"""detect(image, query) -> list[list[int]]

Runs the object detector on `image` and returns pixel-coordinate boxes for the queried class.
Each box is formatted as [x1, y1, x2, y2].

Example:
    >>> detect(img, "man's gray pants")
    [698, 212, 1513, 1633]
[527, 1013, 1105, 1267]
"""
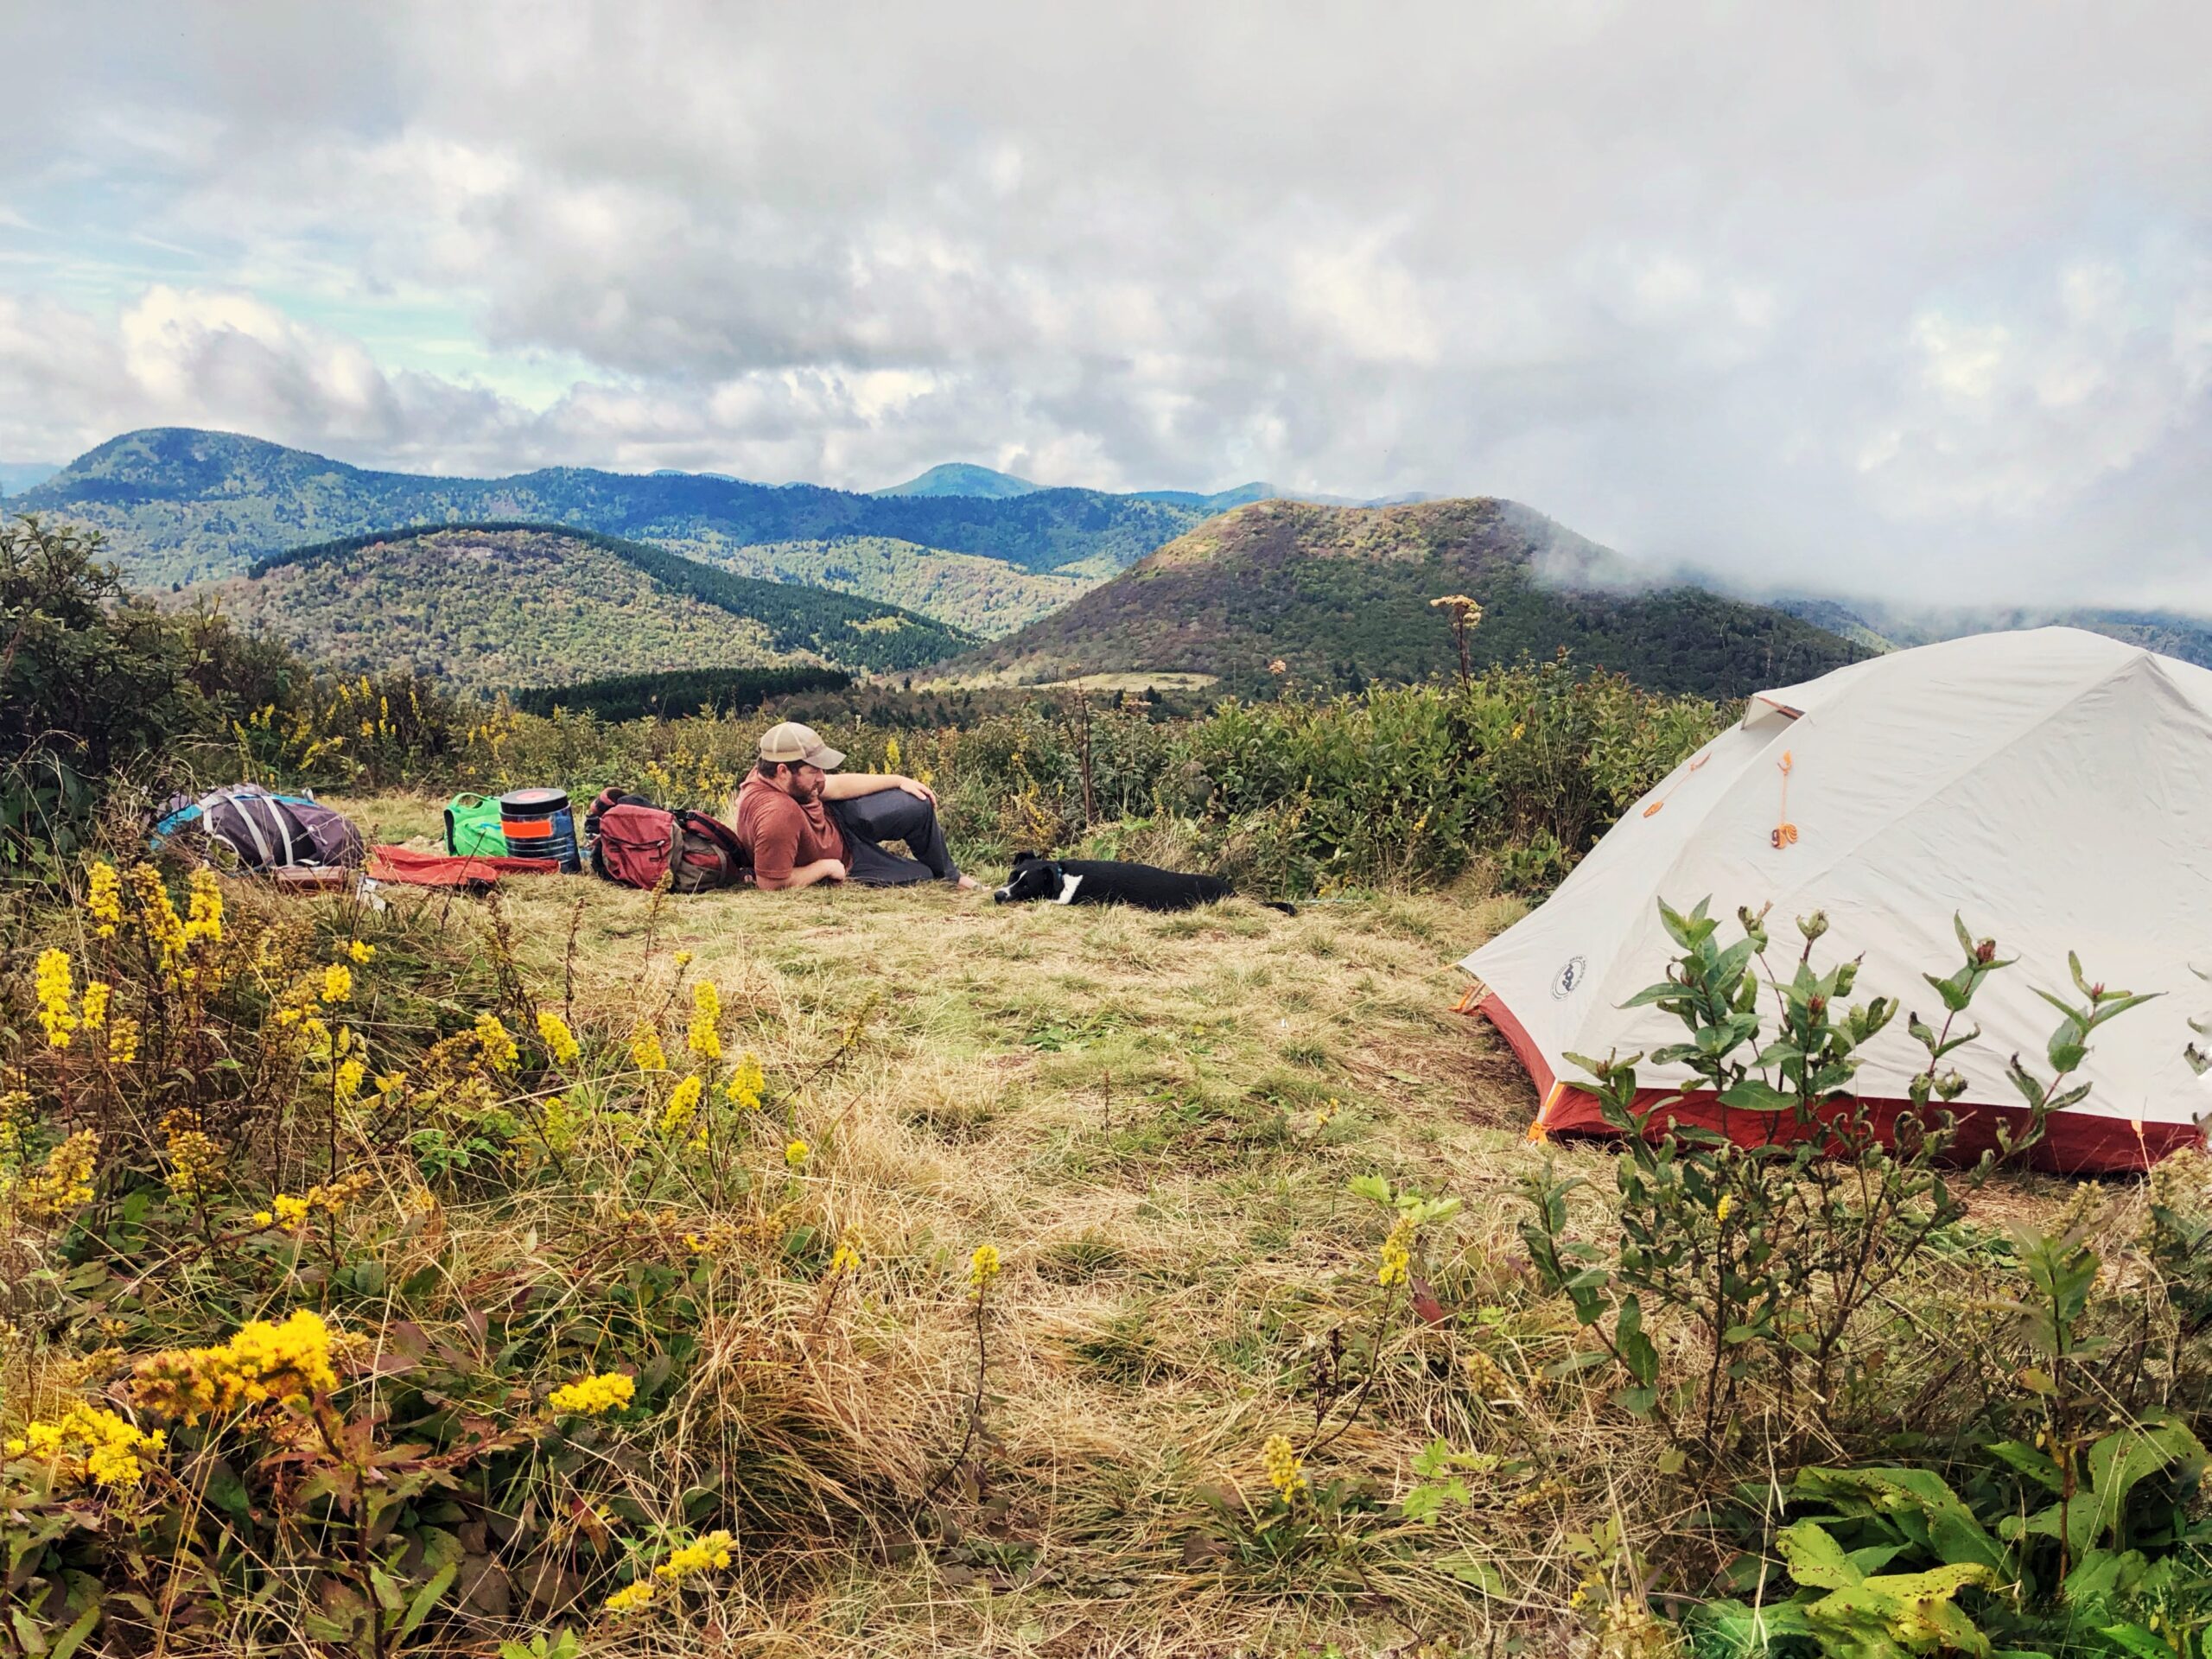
[826, 790, 962, 885]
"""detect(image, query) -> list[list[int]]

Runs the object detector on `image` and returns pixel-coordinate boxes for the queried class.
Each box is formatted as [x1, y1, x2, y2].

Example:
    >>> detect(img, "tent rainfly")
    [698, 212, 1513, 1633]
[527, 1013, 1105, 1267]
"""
[1459, 627, 2212, 1173]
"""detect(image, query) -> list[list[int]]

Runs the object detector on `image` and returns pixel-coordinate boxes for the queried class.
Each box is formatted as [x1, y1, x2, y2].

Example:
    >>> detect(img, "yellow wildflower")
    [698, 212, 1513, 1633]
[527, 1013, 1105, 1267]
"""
[672, 949, 694, 968]
[103, 1016, 140, 1065]
[1378, 1215, 1414, 1288]
[1715, 1193, 1735, 1223]
[686, 979, 722, 1061]
[603, 1580, 658, 1614]
[85, 861, 123, 938]
[724, 1052, 765, 1109]
[125, 864, 187, 978]
[334, 1058, 365, 1099]
[34, 948, 76, 1047]
[130, 1309, 342, 1422]
[1262, 1433, 1308, 1500]
[321, 963, 352, 1004]
[17, 1131, 99, 1220]
[660, 1074, 704, 1136]
[829, 1232, 862, 1276]
[183, 869, 223, 947]
[654, 1529, 735, 1582]
[536, 1008, 582, 1066]
[968, 1243, 1001, 1294]
[78, 979, 111, 1033]
[347, 938, 375, 963]
[162, 1115, 223, 1204]
[271, 1194, 312, 1229]
[473, 1013, 519, 1073]
[784, 1138, 810, 1169]
[4, 1404, 164, 1490]
[547, 1370, 637, 1417]
[630, 1023, 668, 1073]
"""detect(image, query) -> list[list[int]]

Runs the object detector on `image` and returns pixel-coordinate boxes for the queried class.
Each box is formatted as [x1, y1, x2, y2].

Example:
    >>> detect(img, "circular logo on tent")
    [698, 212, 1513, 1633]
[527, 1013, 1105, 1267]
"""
[1552, 955, 1587, 999]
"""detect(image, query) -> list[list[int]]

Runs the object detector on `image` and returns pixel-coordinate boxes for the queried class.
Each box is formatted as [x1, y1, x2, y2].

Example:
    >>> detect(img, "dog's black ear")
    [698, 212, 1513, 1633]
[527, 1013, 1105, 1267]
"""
[1011, 850, 1039, 865]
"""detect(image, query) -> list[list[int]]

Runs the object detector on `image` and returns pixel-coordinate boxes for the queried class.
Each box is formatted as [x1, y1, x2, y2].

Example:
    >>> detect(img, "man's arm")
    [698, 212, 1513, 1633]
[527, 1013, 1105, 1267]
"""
[754, 857, 847, 891]
[821, 772, 935, 803]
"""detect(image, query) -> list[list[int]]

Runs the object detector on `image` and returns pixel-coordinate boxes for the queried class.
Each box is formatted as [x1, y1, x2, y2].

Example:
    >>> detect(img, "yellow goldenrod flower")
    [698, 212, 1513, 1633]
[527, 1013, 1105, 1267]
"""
[660, 1074, 704, 1136]
[968, 1243, 1001, 1294]
[784, 1138, 810, 1168]
[1262, 1433, 1308, 1500]
[333, 1058, 365, 1099]
[473, 1013, 519, 1073]
[17, 1131, 99, 1220]
[829, 1234, 862, 1275]
[34, 948, 76, 1047]
[162, 1116, 223, 1205]
[130, 1309, 341, 1423]
[630, 1023, 668, 1073]
[4, 1404, 164, 1490]
[546, 1370, 636, 1417]
[321, 963, 352, 1004]
[79, 979, 111, 1033]
[271, 1194, 312, 1229]
[603, 1580, 658, 1614]
[654, 1529, 735, 1582]
[252, 1210, 274, 1228]
[103, 1015, 140, 1065]
[85, 861, 123, 938]
[1378, 1215, 1414, 1288]
[672, 949, 694, 968]
[536, 1008, 581, 1066]
[1715, 1193, 1734, 1223]
[347, 939, 375, 963]
[724, 1052, 765, 1109]
[183, 869, 223, 948]
[125, 864, 187, 980]
[686, 979, 722, 1061]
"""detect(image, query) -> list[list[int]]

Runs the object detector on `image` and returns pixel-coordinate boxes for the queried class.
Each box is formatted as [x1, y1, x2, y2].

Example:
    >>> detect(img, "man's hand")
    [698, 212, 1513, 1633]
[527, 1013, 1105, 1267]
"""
[814, 858, 849, 883]
[894, 775, 937, 804]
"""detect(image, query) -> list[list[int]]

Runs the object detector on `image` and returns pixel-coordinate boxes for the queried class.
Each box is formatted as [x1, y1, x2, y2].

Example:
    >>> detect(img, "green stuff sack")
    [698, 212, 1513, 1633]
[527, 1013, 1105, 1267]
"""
[443, 792, 508, 857]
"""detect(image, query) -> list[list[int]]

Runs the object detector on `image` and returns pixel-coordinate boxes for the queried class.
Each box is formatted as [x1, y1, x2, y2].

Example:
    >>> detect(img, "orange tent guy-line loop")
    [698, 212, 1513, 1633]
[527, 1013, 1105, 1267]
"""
[1771, 748, 1798, 849]
[1641, 749, 1713, 818]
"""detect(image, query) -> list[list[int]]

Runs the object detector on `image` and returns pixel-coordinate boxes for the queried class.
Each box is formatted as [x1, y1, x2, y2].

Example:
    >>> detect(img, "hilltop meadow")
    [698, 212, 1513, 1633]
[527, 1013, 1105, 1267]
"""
[9, 513, 2212, 1659]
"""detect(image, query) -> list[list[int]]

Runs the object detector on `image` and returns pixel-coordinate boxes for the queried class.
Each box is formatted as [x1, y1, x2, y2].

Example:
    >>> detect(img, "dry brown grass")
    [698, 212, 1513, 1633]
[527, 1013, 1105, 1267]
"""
[327, 793, 2102, 1657]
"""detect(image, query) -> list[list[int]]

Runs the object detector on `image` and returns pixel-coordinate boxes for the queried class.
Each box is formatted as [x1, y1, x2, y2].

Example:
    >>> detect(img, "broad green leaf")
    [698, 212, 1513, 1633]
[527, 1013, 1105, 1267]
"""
[1777, 1519, 1859, 1589]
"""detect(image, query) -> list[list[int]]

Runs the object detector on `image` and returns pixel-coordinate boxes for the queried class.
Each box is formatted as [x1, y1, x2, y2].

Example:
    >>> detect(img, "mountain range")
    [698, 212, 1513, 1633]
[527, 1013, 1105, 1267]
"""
[198, 523, 970, 696]
[16, 429, 1205, 621]
[945, 498, 1865, 699]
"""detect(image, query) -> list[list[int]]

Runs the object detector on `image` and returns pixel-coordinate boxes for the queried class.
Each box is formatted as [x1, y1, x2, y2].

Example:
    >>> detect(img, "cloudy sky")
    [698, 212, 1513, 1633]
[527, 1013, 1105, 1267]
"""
[2, 2, 2207, 607]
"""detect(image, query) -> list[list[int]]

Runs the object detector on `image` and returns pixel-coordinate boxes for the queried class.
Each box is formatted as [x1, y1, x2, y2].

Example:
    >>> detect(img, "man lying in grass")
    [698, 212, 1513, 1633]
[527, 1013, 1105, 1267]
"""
[730, 721, 978, 892]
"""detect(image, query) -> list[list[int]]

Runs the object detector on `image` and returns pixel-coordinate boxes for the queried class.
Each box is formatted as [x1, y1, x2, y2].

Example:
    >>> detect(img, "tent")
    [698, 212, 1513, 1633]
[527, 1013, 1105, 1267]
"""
[1459, 627, 2212, 1173]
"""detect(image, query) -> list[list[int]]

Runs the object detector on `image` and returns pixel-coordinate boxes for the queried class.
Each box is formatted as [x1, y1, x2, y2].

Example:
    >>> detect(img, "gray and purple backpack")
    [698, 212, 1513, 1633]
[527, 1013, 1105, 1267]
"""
[149, 785, 364, 871]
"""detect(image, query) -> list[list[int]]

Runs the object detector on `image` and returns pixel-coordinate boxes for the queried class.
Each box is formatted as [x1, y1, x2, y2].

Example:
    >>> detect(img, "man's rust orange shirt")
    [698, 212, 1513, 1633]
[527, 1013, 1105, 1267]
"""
[732, 775, 845, 882]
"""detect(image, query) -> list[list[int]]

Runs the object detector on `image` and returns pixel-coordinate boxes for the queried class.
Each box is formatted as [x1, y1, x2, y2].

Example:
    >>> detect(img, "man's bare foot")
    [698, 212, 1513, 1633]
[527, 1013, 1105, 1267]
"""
[955, 874, 979, 891]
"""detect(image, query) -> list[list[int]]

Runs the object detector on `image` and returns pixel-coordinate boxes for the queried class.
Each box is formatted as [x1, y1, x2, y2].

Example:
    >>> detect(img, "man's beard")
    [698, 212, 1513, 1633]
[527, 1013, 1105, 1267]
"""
[787, 776, 822, 804]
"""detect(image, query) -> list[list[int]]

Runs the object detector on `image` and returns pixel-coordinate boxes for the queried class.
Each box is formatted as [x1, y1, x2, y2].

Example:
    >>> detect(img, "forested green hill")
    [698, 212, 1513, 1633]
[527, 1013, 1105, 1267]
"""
[191, 524, 972, 694]
[950, 498, 1865, 697]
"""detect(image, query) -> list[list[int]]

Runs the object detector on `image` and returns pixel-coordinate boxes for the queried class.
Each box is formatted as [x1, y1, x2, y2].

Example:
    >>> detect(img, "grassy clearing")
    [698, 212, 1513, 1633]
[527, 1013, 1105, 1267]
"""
[317, 795, 2098, 1656]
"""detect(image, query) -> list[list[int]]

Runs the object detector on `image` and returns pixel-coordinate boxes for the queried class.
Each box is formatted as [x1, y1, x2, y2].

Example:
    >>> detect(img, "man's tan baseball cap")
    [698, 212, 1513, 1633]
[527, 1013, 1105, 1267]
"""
[758, 721, 844, 771]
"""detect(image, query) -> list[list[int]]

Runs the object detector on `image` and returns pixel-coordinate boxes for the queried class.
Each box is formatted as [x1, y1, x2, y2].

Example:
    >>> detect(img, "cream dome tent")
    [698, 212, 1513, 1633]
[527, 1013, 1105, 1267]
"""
[1459, 627, 2212, 1173]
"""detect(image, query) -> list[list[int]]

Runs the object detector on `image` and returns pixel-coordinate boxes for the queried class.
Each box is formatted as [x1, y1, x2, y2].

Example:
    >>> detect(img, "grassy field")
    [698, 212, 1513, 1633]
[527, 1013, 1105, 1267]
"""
[295, 797, 2099, 1656]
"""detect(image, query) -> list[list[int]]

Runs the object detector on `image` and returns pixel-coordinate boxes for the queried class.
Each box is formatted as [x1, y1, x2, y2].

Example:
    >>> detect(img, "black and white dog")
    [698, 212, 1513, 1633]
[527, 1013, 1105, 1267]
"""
[994, 852, 1294, 915]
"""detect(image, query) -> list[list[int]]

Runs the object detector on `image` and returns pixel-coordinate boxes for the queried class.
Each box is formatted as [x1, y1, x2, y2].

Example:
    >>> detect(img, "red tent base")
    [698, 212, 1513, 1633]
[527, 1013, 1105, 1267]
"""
[1478, 994, 2199, 1176]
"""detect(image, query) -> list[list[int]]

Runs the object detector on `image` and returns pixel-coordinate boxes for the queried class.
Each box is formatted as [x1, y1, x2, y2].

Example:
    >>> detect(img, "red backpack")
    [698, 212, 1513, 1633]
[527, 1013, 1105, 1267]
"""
[583, 789, 749, 893]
